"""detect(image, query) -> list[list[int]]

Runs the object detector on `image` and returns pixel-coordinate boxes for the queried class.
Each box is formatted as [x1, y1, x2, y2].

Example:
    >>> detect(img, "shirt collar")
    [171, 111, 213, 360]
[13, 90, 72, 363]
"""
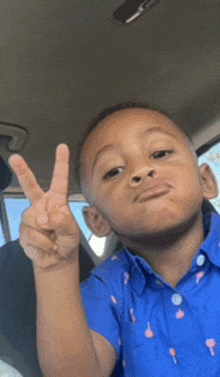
[122, 248, 158, 296]
[122, 212, 220, 295]
[200, 212, 220, 267]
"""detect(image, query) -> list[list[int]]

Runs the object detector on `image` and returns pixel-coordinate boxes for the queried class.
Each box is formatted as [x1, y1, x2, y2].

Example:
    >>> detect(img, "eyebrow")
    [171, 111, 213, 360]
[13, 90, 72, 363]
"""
[92, 144, 116, 173]
[139, 126, 176, 139]
[92, 126, 176, 172]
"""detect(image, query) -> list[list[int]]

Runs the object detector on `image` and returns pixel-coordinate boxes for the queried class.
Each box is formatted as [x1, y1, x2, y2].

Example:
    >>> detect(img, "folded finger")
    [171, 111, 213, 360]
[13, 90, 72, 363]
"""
[26, 244, 62, 269]
[20, 223, 57, 254]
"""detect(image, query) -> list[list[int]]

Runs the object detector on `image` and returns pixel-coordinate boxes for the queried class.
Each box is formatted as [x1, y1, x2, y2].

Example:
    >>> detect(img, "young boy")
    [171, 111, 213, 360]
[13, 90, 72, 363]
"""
[9, 102, 219, 377]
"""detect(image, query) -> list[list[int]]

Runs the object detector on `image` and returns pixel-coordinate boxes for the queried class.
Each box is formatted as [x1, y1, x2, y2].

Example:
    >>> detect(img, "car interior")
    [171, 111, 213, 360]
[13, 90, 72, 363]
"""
[0, 0, 220, 376]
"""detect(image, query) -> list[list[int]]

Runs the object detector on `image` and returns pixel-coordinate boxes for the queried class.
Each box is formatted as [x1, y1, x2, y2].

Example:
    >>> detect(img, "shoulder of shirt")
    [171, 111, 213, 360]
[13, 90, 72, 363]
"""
[89, 248, 131, 284]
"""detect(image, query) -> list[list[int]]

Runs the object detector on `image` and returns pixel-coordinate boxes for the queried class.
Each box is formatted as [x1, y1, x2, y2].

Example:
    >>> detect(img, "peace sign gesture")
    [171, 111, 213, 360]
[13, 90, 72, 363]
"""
[8, 144, 80, 269]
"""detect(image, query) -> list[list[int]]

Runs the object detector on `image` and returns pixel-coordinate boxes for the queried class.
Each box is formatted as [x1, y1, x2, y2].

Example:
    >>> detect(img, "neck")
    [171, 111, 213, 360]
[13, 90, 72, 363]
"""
[119, 210, 205, 287]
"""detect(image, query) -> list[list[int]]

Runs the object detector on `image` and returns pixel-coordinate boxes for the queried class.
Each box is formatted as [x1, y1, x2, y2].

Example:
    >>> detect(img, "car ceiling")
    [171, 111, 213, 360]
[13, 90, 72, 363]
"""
[1, 0, 220, 196]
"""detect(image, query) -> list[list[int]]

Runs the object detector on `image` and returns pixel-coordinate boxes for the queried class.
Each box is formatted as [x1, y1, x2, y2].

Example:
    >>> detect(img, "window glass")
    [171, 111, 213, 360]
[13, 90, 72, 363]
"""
[0, 198, 106, 256]
[0, 198, 29, 247]
[0, 225, 4, 247]
[5, 198, 29, 243]
[198, 141, 220, 213]
[68, 202, 106, 257]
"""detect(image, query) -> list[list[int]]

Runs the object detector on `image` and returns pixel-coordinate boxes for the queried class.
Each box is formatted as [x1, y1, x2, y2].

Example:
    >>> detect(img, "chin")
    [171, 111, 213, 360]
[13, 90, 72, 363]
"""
[130, 207, 202, 236]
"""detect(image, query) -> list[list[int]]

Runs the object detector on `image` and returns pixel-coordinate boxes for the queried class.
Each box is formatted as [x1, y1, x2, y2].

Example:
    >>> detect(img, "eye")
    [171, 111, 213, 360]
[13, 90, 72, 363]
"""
[103, 167, 123, 179]
[151, 150, 173, 159]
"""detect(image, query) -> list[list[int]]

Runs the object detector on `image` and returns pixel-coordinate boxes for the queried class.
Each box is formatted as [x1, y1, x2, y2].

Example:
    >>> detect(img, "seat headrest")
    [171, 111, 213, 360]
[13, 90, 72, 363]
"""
[0, 157, 13, 191]
[202, 199, 218, 216]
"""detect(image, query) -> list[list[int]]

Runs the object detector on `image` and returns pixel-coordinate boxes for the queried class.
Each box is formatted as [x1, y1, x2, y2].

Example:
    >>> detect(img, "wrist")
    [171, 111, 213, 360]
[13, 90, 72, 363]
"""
[33, 253, 79, 274]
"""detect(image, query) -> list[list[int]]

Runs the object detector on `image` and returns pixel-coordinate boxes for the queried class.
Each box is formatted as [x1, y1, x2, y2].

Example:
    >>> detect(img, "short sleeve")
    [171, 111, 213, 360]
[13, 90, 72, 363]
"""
[80, 273, 121, 361]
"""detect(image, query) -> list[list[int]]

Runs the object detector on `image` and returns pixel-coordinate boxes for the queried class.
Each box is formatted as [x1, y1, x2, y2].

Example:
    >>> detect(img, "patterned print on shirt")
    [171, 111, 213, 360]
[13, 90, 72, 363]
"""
[196, 271, 204, 284]
[111, 255, 120, 261]
[169, 348, 178, 364]
[110, 295, 118, 305]
[124, 272, 129, 285]
[130, 308, 136, 323]
[176, 309, 185, 319]
[144, 322, 155, 338]
[206, 339, 217, 356]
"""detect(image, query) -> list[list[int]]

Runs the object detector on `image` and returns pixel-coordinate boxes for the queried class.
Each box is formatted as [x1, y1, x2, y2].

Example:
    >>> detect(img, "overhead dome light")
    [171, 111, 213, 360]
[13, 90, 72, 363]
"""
[112, 0, 160, 25]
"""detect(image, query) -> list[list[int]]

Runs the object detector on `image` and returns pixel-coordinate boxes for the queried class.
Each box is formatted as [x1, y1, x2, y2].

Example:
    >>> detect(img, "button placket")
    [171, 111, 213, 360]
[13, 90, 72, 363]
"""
[171, 293, 185, 319]
[163, 290, 186, 366]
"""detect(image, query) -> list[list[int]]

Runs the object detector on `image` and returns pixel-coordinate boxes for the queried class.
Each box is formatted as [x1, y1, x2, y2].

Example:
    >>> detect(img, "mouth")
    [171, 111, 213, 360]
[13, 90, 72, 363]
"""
[137, 185, 170, 203]
[134, 178, 171, 203]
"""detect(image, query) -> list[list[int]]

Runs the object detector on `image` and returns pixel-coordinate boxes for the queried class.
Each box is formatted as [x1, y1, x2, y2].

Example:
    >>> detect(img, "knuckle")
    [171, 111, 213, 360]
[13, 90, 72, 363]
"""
[50, 210, 66, 224]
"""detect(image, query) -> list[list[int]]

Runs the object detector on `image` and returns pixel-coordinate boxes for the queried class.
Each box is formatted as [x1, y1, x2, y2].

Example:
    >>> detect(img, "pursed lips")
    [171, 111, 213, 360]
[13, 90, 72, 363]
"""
[134, 178, 171, 203]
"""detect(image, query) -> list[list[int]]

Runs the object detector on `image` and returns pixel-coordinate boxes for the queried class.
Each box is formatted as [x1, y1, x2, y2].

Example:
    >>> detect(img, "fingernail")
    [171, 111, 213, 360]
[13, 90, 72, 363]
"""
[38, 216, 48, 224]
[54, 244, 58, 251]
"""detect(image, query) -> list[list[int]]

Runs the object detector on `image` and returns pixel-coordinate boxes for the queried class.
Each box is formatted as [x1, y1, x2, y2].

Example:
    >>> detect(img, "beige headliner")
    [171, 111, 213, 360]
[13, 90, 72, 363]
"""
[1, 0, 220, 195]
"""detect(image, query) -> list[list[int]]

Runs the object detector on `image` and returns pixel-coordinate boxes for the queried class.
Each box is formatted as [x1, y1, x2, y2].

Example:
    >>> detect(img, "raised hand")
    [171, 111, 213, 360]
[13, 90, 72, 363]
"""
[8, 144, 80, 269]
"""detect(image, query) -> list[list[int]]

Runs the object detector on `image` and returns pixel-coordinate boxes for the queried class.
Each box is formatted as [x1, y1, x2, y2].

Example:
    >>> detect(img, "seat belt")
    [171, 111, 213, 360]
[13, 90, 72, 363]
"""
[0, 191, 11, 243]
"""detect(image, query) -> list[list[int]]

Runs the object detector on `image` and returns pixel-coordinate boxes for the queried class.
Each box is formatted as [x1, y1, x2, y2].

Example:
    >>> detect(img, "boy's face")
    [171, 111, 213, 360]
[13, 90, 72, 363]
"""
[81, 109, 215, 238]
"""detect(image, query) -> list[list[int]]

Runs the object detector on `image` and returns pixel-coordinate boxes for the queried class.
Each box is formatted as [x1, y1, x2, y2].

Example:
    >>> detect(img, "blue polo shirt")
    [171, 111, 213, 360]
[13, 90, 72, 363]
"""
[80, 212, 220, 376]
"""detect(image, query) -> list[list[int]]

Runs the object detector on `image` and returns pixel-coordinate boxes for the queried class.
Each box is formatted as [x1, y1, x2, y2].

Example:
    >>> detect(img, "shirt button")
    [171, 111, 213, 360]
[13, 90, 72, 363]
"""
[171, 293, 183, 306]
[197, 254, 206, 266]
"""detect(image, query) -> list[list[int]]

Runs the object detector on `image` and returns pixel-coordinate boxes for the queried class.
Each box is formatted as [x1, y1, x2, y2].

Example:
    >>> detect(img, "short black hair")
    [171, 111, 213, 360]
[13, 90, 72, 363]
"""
[74, 101, 191, 188]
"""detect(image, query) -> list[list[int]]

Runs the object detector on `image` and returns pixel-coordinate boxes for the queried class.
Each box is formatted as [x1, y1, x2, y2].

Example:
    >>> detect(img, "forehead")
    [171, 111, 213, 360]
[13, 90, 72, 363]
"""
[82, 108, 187, 159]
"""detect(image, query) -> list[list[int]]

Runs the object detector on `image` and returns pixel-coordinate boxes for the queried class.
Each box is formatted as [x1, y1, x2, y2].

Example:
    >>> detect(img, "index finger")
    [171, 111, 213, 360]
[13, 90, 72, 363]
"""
[8, 154, 43, 204]
[49, 143, 70, 200]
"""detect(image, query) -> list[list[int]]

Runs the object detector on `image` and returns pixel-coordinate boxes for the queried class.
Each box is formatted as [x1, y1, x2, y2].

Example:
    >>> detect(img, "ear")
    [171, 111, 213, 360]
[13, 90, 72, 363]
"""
[199, 163, 218, 200]
[82, 206, 112, 237]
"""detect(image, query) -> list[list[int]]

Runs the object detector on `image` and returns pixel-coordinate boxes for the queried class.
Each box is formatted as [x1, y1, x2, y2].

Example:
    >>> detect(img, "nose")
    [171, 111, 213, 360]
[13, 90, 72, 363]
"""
[129, 165, 156, 187]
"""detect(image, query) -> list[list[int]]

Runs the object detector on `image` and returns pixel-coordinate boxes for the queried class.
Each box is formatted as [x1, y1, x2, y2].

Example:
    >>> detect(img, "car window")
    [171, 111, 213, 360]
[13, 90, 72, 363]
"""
[0, 224, 3, 247]
[0, 199, 107, 255]
[69, 202, 107, 257]
[3, 198, 30, 247]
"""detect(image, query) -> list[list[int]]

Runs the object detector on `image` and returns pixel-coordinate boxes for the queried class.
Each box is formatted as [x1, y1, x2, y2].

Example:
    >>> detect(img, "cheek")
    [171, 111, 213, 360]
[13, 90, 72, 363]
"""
[94, 179, 124, 199]
[175, 166, 203, 201]
[93, 187, 129, 226]
[96, 189, 126, 212]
